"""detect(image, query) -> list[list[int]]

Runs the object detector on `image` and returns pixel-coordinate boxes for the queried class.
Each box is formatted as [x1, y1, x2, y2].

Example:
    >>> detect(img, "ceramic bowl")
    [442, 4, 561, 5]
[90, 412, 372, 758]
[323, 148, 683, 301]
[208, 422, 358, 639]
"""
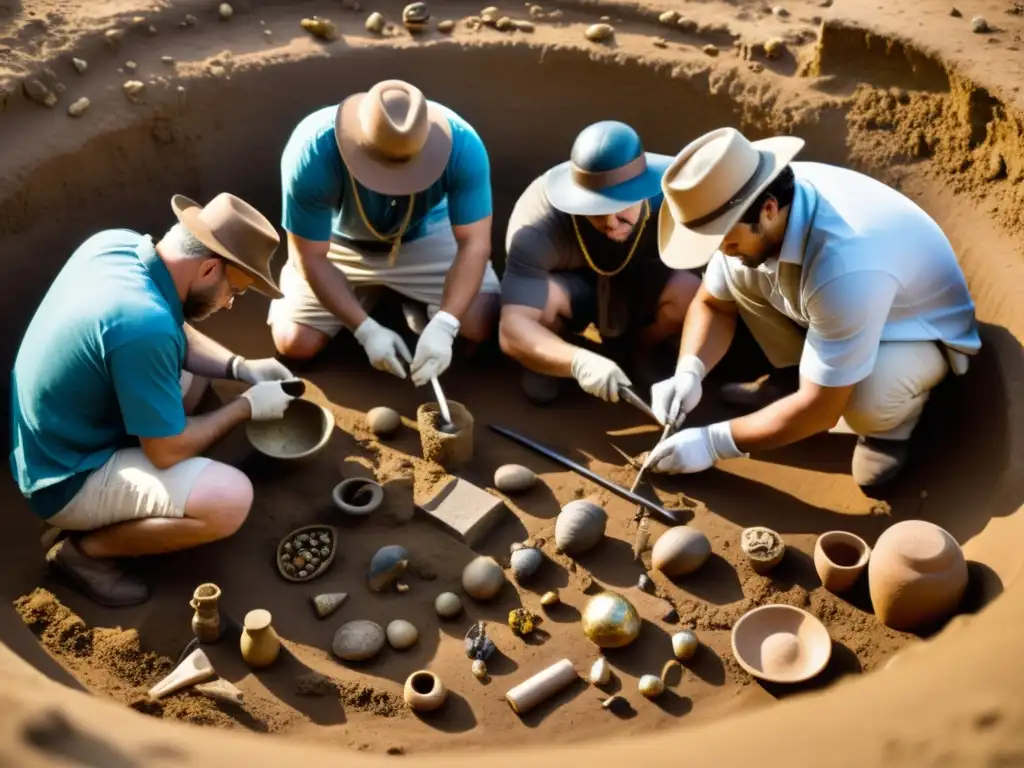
[332, 477, 385, 517]
[246, 399, 335, 460]
[730, 604, 832, 684]
[276, 524, 339, 583]
[814, 530, 872, 593]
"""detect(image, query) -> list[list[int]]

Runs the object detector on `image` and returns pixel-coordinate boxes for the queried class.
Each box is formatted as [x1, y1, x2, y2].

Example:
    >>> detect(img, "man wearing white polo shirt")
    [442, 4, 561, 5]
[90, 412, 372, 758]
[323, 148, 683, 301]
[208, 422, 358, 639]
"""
[645, 127, 981, 489]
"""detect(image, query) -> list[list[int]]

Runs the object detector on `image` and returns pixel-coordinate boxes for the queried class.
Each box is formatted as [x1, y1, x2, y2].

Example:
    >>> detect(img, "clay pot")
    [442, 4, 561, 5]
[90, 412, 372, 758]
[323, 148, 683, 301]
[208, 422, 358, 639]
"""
[554, 500, 607, 556]
[814, 531, 871, 593]
[651, 526, 711, 577]
[868, 520, 968, 632]
[333, 477, 385, 517]
[240, 609, 281, 668]
[189, 582, 222, 643]
[417, 400, 474, 470]
[245, 398, 334, 460]
[403, 670, 447, 711]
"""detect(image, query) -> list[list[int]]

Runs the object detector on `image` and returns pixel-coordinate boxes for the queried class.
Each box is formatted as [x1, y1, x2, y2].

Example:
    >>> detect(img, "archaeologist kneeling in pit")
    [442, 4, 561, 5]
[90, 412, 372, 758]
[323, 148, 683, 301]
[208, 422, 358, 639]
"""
[10, 193, 301, 607]
[499, 120, 701, 404]
[267, 79, 501, 387]
[646, 127, 982, 489]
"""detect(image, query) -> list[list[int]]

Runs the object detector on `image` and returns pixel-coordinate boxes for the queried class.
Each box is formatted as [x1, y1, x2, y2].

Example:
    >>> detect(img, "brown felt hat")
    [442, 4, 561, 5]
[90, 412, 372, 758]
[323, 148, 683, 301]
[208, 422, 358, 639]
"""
[659, 127, 805, 270]
[171, 192, 283, 299]
[335, 79, 452, 196]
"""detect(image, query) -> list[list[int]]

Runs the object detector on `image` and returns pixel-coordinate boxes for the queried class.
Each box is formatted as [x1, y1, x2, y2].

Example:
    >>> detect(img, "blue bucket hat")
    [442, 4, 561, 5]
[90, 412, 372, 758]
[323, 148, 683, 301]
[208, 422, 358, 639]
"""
[544, 121, 672, 216]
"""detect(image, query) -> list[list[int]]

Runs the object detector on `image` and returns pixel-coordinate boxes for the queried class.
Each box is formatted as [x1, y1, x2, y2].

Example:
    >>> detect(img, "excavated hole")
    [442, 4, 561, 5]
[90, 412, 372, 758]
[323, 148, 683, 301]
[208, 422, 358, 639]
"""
[1, 40, 1022, 755]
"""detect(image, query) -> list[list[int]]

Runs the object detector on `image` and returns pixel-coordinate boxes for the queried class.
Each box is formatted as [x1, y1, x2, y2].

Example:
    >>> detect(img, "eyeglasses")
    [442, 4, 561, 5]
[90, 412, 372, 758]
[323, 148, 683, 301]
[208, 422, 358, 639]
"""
[222, 261, 252, 296]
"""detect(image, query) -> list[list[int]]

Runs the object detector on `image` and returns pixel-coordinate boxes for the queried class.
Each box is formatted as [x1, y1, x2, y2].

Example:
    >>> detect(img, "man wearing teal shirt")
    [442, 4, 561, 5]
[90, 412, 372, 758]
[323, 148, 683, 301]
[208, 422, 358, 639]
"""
[11, 193, 299, 607]
[267, 79, 501, 387]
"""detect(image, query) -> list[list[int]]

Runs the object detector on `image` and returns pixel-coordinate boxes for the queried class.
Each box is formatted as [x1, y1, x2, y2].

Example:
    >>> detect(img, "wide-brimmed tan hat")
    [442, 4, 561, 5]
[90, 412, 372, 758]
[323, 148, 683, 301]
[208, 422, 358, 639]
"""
[658, 127, 805, 270]
[335, 79, 452, 196]
[171, 192, 283, 299]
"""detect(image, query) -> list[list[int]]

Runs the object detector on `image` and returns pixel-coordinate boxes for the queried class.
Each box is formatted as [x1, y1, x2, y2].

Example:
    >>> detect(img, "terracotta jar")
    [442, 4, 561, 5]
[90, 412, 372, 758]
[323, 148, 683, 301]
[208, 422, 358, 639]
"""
[240, 609, 281, 668]
[814, 531, 871, 593]
[190, 583, 222, 643]
[403, 670, 447, 712]
[868, 520, 968, 632]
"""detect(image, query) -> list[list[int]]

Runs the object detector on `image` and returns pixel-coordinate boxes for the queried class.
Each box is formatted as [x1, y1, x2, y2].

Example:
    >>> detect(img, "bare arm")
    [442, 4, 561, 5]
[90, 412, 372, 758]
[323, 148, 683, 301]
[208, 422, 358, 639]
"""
[730, 379, 853, 452]
[139, 397, 252, 469]
[440, 217, 493, 320]
[677, 284, 739, 374]
[288, 232, 368, 331]
[183, 324, 235, 379]
[499, 304, 578, 377]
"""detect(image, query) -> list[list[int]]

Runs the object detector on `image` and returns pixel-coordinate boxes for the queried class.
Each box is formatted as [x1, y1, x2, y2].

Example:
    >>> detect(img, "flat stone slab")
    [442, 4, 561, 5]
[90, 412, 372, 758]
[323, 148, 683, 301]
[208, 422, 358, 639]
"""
[418, 477, 507, 548]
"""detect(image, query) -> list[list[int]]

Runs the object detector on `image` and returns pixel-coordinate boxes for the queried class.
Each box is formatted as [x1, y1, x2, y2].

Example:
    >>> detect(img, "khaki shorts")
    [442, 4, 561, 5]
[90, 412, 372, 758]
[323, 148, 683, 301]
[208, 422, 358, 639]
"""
[45, 371, 213, 531]
[267, 219, 501, 337]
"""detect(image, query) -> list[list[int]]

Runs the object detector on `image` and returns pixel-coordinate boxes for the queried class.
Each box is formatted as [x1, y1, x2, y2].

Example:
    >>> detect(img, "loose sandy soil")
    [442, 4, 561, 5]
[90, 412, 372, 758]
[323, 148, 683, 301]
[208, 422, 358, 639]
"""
[3, 0, 1024, 764]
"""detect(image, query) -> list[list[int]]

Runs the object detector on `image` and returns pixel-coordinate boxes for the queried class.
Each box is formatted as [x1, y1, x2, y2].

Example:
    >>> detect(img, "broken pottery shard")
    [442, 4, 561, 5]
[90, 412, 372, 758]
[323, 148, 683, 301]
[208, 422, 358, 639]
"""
[419, 476, 507, 548]
[194, 678, 244, 706]
[311, 592, 348, 619]
[148, 648, 214, 699]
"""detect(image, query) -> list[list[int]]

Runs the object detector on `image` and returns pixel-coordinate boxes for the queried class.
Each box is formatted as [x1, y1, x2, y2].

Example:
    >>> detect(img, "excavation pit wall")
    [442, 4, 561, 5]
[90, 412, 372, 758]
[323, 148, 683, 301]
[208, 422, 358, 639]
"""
[1, 16, 1024, 767]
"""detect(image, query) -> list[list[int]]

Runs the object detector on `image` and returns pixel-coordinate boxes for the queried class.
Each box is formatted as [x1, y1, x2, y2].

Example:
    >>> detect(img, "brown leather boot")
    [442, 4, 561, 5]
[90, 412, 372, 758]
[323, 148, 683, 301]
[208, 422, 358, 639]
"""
[45, 537, 148, 607]
[719, 367, 800, 410]
[851, 437, 910, 488]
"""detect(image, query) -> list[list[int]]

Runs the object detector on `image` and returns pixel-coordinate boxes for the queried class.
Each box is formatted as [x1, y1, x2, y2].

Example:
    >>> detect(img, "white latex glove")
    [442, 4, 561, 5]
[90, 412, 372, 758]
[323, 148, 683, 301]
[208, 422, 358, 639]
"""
[234, 356, 294, 384]
[410, 310, 460, 387]
[651, 354, 706, 428]
[240, 380, 298, 421]
[646, 421, 747, 474]
[353, 317, 413, 379]
[570, 348, 632, 402]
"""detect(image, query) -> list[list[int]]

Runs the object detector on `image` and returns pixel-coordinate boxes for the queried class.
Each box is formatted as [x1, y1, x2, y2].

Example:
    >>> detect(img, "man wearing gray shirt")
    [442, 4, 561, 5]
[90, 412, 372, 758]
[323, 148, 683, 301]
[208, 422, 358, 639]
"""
[499, 121, 700, 404]
[647, 127, 981, 489]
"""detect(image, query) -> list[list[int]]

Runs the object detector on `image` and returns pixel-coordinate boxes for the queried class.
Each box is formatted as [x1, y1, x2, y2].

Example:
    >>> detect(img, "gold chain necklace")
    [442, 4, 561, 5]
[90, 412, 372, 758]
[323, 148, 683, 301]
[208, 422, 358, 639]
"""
[348, 172, 416, 266]
[571, 199, 650, 277]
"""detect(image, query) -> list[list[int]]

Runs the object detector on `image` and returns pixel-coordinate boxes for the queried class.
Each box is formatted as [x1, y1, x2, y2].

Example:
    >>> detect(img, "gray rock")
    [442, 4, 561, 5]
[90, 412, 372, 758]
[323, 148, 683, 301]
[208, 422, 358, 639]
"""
[332, 620, 385, 661]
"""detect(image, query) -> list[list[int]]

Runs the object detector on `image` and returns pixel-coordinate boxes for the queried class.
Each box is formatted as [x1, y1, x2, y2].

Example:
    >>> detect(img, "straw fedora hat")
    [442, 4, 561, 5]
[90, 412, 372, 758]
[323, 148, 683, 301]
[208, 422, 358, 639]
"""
[171, 193, 283, 299]
[658, 127, 805, 270]
[335, 79, 453, 196]
[544, 120, 672, 216]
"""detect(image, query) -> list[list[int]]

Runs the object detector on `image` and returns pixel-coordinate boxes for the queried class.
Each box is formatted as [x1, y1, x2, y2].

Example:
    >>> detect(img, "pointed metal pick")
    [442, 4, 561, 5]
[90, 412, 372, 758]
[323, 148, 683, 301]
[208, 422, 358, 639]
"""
[311, 592, 348, 619]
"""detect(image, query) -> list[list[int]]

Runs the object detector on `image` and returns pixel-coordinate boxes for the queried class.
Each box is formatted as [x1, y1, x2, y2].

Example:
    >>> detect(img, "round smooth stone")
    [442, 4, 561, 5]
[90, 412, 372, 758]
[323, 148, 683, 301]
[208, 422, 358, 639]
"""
[435, 591, 463, 618]
[386, 619, 419, 650]
[366, 406, 401, 437]
[651, 526, 711, 577]
[332, 620, 385, 661]
[494, 464, 537, 493]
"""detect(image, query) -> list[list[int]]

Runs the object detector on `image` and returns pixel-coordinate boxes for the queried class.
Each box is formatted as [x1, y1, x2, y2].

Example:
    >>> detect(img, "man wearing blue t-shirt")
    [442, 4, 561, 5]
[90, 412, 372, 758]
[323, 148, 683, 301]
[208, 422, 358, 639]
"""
[267, 79, 501, 387]
[11, 193, 299, 607]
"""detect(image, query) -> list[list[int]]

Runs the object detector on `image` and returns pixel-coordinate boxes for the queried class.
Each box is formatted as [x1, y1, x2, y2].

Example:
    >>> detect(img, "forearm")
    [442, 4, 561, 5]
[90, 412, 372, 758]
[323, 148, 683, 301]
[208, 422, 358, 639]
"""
[439, 240, 490, 320]
[678, 297, 737, 374]
[184, 324, 235, 379]
[148, 398, 251, 467]
[500, 313, 578, 377]
[728, 392, 837, 452]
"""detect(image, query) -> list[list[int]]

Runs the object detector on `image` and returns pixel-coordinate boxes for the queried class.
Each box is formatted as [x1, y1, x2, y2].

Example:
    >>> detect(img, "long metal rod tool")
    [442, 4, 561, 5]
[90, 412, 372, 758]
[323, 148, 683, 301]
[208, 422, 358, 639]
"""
[487, 424, 685, 525]
[429, 376, 454, 428]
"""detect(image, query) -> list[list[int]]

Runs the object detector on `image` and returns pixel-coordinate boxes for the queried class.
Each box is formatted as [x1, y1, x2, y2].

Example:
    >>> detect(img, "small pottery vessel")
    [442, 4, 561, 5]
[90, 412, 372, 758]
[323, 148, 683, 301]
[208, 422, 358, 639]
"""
[581, 591, 641, 649]
[462, 555, 506, 600]
[741, 526, 786, 575]
[868, 520, 968, 632]
[276, 525, 338, 583]
[333, 620, 386, 661]
[332, 477, 385, 517]
[814, 530, 871, 593]
[494, 464, 537, 493]
[240, 609, 281, 668]
[245, 397, 334, 460]
[190, 582, 222, 643]
[368, 544, 410, 592]
[731, 604, 832, 684]
[651, 526, 711, 577]
[554, 500, 607, 556]
[509, 546, 543, 583]
[404, 670, 447, 711]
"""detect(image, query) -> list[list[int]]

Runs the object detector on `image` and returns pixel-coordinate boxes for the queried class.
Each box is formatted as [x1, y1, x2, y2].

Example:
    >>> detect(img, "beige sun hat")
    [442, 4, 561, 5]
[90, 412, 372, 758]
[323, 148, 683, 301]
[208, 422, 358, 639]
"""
[658, 127, 805, 270]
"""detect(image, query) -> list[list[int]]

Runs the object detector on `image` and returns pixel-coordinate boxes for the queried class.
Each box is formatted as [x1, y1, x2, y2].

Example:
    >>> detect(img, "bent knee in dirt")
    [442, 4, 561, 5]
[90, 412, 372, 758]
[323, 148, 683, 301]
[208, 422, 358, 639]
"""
[459, 293, 500, 343]
[271, 320, 331, 361]
[184, 463, 254, 540]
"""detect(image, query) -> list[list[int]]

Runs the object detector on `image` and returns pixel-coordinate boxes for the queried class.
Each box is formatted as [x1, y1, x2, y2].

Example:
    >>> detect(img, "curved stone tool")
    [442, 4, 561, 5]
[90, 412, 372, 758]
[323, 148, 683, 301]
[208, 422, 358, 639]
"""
[487, 424, 685, 525]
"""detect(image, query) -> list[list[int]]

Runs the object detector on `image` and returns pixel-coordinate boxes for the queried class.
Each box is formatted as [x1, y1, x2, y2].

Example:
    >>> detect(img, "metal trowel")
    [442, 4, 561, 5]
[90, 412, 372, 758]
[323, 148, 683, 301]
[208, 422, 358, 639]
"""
[429, 376, 458, 434]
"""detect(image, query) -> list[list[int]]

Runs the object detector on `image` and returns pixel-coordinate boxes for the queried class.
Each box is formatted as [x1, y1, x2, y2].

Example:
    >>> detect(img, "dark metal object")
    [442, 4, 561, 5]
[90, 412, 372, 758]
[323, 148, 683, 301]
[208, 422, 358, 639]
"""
[281, 379, 307, 397]
[487, 424, 685, 525]
[619, 386, 659, 424]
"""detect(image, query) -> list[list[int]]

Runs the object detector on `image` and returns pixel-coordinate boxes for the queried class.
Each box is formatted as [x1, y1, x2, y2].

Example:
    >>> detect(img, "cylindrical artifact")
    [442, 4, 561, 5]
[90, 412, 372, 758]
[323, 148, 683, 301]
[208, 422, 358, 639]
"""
[505, 658, 578, 715]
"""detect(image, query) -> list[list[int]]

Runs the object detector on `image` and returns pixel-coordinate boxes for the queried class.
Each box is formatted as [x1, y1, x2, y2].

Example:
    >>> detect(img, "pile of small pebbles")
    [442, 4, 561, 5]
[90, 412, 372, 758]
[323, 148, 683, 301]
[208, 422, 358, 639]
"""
[280, 528, 334, 579]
